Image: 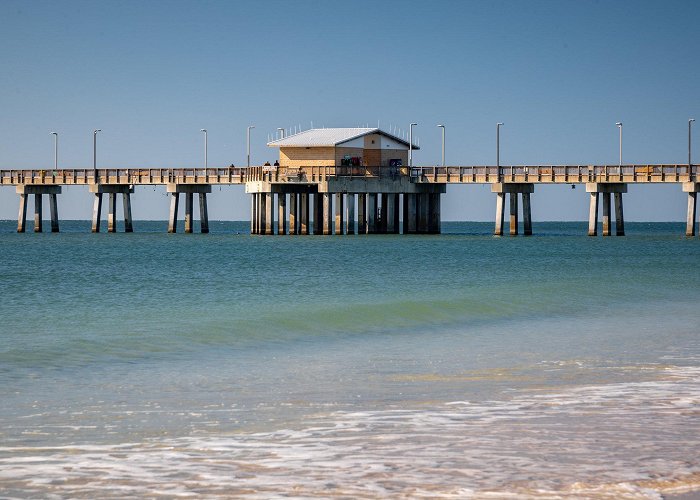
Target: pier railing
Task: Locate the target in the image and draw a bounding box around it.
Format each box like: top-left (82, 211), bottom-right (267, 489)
top-left (1, 164), bottom-right (696, 186)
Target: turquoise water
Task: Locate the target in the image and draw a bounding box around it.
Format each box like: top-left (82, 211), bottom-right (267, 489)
top-left (1, 221), bottom-right (699, 498)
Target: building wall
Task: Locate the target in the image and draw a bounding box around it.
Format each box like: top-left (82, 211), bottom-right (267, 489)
top-left (381, 149), bottom-right (408, 167)
top-left (335, 147), bottom-right (364, 165)
top-left (280, 147), bottom-right (336, 167)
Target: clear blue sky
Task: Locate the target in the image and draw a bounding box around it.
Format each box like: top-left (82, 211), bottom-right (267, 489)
top-left (1, 0), bottom-right (698, 221)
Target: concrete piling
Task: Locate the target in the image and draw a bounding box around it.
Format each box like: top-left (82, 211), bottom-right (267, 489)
top-left (123, 193), bottom-right (133, 232)
top-left (588, 192), bottom-right (599, 236)
top-left (108, 193), bottom-right (117, 233)
top-left (289, 193), bottom-right (298, 235)
top-left (367, 193), bottom-right (377, 233)
top-left (509, 192), bottom-right (518, 236)
top-left (322, 193), bottom-right (332, 235)
top-left (33, 193), bottom-right (43, 233)
top-left (49, 193), bottom-right (59, 232)
top-left (335, 193), bottom-right (344, 235)
top-left (586, 183), bottom-right (626, 237)
top-left (17, 194), bottom-right (28, 233)
top-left (300, 193), bottom-right (310, 235)
top-left (278, 193), bottom-right (286, 235)
top-left (602, 192), bottom-right (611, 237)
top-left (683, 183), bottom-right (699, 237)
top-left (345, 193), bottom-right (355, 234)
top-left (522, 192), bottom-right (532, 236)
top-left (93, 193), bottom-right (104, 233)
top-left (494, 193), bottom-right (505, 236)
top-left (614, 192), bottom-right (625, 236)
top-left (357, 193), bottom-right (367, 234)
top-left (199, 193), bottom-right (209, 234)
top-left (185, 193), bottom-right (194, 233)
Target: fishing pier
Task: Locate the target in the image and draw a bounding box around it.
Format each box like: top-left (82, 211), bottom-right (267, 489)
top-left (2, 163), bottom-right (699, 237)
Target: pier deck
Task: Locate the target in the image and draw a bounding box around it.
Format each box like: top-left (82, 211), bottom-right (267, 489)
top-left (1, 165), bottom-right (698, 237)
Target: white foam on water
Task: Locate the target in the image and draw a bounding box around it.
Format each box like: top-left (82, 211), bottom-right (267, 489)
top-left (1, 366), bottom-right (699, 498)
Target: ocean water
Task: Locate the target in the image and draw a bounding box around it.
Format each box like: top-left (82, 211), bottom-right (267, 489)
top-left (0, 220), bottom-right (699, 499)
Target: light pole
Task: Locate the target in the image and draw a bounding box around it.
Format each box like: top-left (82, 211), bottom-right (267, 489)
top-left (689, 119), bottom-right (695, 170)
top-left (497, 122), bottom-right (504, 180)
top-left (200, 129), bottom-right (208, 169)
top-left (616, 122), bottom-right (623, 168)
top-left (437, 124), bottom-right (445, 167)
top-left (247, 125), bottom-right (255, 167)
top-left (409, 123), bottom-right (417, 168)
top-left (93, 129), bottom-right (101, 182)
top-left (277, 127), bottom-right (285, 140)
top-left (50, 132), bottom-right (58, 171)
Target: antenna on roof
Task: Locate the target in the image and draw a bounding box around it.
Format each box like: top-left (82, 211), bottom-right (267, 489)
top-left (377, 119), bottom-right (380, 129)
top-left (311, 120), bottom-right (313, 129)
top-left (299, 123), bottom-right (302, 133)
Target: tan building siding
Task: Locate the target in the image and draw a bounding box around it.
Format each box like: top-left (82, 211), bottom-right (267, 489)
top-left (381, 149), bottom-right (408, 167)
top-left (280, 147), bottom-right (336, 167)
top-left (335, 147), bottom-right (364, 165)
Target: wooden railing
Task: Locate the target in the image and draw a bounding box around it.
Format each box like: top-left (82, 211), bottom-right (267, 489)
top-left (0, 165), bottom-right (696, 186)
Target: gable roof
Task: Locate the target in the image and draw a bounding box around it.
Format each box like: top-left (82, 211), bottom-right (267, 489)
top-left (267, 127), bottom-right (419, 149)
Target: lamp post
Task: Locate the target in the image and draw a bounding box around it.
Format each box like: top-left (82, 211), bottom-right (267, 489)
top-left (200, 129), bottom-right (208, 169)
top-left (689, 119), bottom-right (695, 172)
top-left (497, 122), bottom-right (504, 181)
top-left (616, 122), bottom-right (623, 169)
top-left (50, 132), bottom-right (58, 171)
top-left (93, 129), bottom-right (101, 182)
top-left (437, 124), bottom-right (445, 167)
top-left (409, 123), bottom-right (417, 168)
top-left (247, 125), bottom-right (255, 167)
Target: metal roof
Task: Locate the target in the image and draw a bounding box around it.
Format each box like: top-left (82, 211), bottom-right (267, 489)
top-left (267, 128), bottom-right (419, 149)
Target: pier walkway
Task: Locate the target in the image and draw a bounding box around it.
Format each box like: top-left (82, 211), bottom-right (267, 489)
top-left (1, 165), bottom-right (698, 237)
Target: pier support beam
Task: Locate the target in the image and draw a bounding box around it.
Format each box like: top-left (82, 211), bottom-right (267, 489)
top-left (123, 192), bottom-right (133, 232)
top-left (509, 192), bottom-right (519, 236)
top-left (522, 192), bottom-right (532, 236)
top-left (184, 193), bottom-right (194, 233)
top-left (357, 193), bottom-right (367, 234)
top-left (199, 193), bottom-right (209, 234)
top-left (166, 184), bottom-right (211, 234)
top-left (417, 193), bottom-right (429, 233)
top-left (16, 185), bottom-right (62, 234)
top-left (367, 193), bottom-right (377, 234)
top-left (614, 192), bottom-right (624, 236)
top-left (322, 193), bottom-right (333, 235)
top-left (277, 193), bottom-right (286, 235)
top-left (335, 193), bottom-right (344, 235)
top-left (683, 182), bottom-right (699, 236)
top-left (602, 192), bottom-right (611, 236)
top-left (251, 194), bottom-right (256, 234)
top-left (393, 194), bottom-right (401, 234)
top-left (385, 193), bottom-right (396, 233)
top-left (345, 193), bottom-right (355, 234)
top-left (300, 193), bottom-right (310, 235)
top-left (33, 193), bottom-right (43, 233)
top-left (428, 193), bottom-right (441, 234)
top-left (586, 183), bottom-right (626, 237)
top-left (89, 184), bottom-right (135, 233)
top-left (492, 183), bottom-right (534, 236)
top-left (494, 193), bottom-right (505, 236)
top-left (588, 193), bottom-right (599, 236)
top-left (168, 193), bottom-right (178, 233)
top-left (404, 193), bottom-right (417, 234)
top-left (289, 193), bottom-right (298, 235)
top-left (108, 193), bottom-right (117, 233)
top-left (17, 194), bottom-right (28, 233)
top-left (49, 194), bottom-right (59, 233)
top-left (264, 193), bottom-right (274, 235)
